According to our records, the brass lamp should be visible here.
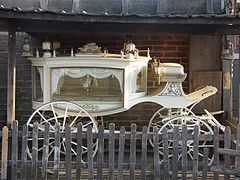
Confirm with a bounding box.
[151,58,162,85]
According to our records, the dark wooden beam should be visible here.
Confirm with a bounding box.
[0,10,240,26]
[7,24,16,128]
[9,19,238,35]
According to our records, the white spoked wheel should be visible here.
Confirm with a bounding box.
[158,115,214,166]
[147,107,195,147]
[26,101,98,164]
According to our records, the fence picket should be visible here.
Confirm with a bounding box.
[182,124,188,179]
[1,126,9,180]
[162,127,170,179]
[87,125,94,180]
[109,123,115,180]
[224,127,231,180]
[213,126,219,180]
[76,123,83,180]
[130,124,137,179]
[141,126,147,180]
[53,123,60,179]
[97,125,104,180]
[235,124,240,179]
[192,125,199,180]
[66,124,72,179]
[117,126,125,180]
[153,126,160,180]
[20,124,28,180]
[172,126,179,180]
[11,121,18,180]
[202,148,209,180]
[42,122,50,179]
[32,122,39,180]
[5,121,240,179]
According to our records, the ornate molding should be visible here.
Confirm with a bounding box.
[159,82,183,96]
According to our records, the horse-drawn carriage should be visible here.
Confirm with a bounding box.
[26,42,223,165]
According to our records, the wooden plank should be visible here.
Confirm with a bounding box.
[109,123,115,180]
[202,148,209,180]
[190,71,222,113]
[117,126,125,180]
[222,57,234,120]
[1,126,9,180]
[65,124,72,179]
[20,124,28,180]
[153,126,160,180]
[130,124,137,180]
[192,125,199,180]
[32,122,39,180]
[42,123,50,179]
[122,0,128,15]
[11,121,18,180]
[72,0,80,13]
[39,0,48,11]
[236,124,240,177]
[53,123,60,179]
[76,123,83,180]
[206,0,214,13]
[162,128,170,179]
[224,127,231,180]
[87,125,94,180]
[213,126,220,180]
[181,124,188,179]
[218,148,240,156]
[97,125,104,180]
[141,126,147,180]
[172,126,179,180]
[7,26,16,127]
[190,35,222,72]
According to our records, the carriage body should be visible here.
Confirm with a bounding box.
[29,52,208,115]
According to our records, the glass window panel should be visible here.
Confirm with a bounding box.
[51,67,124,112]
[33,66,43,102]
[131,66,146,93]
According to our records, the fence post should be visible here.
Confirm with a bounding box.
[76,123,83,180]
[181,124,188,179]
[213,126,219,180]
[109,123,115,180]
[162,128,170,179]
[117,126,125,180]
[20,124,28,180]
[1,126,9,180]
[141,126,148,180]
[224,127,231,180]
[153,126,160,180]
[172,126,179,180]
[42,122,50,179]
[32,122,39,180]
[97,125,104,180]
[87,125,94,180]
[130,124,137,180]
[53,122,60,179]
[192,125,199,180]
[202,148,209,180]
[11,121,18,180]
[235,124,240,180]
[65,124,72,179]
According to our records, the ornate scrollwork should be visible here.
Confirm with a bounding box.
[159,82,182,96]
[80,104,99,111]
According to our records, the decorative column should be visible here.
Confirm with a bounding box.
[222,40,234,121]
[7,26,16,128]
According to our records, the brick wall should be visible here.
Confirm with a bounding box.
[0,32,190,129]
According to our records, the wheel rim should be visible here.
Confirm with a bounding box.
[26,101,98,164]
[159,116,214,166]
